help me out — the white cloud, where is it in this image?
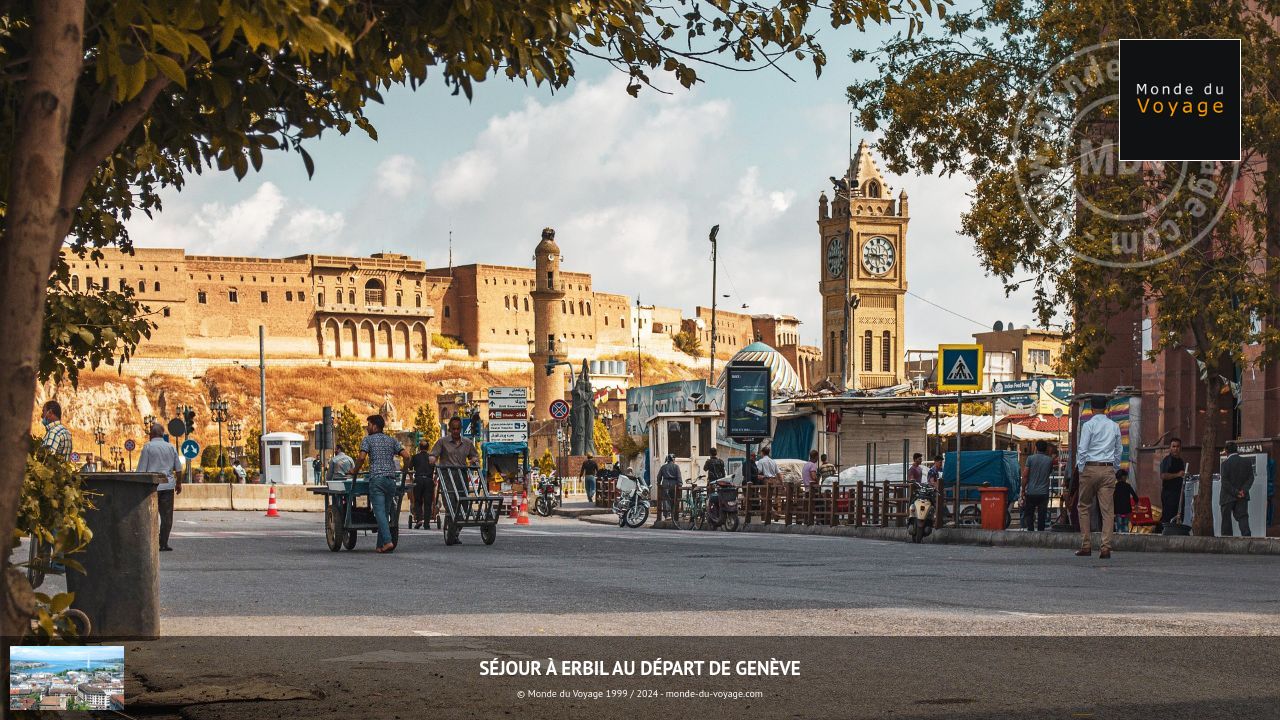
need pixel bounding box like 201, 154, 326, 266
375, 154, 419, 200
280, 206, 345, 248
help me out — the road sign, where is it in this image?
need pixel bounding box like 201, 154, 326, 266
556, 428, 566, 442
70, 452, 80, 463
488, 431, 528, 443
548, 399, 570, 420
168, 417, 186, 438
181, 439, 201, 460
488, 396, 528, 410
488, 419, 528, 433
489, 408, 528, 420
937, 344, 984, 391
488, 386, 528, 399
123, 439, 136, 452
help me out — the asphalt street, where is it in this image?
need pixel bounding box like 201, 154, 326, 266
156, 510, 1280, 636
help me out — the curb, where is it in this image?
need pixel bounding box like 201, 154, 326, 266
554, 506, 612, 519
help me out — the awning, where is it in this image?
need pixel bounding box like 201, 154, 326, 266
926, 416, 1058, 441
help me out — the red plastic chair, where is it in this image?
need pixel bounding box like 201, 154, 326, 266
1130, 496, 1156, 526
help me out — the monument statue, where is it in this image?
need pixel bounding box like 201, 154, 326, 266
379, 390, 398, 430
569, 359, 596, 456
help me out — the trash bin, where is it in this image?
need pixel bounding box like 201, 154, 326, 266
979, 486, 1008, 531
67, 472, 162, 640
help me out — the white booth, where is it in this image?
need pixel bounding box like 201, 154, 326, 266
262, 431, 306, 485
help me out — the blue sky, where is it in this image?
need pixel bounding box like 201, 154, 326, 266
126, 11, 1039, 351
10, 645, 124, 663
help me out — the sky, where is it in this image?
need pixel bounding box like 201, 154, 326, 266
10, 645, 124, 663
125, 11, 1040, 352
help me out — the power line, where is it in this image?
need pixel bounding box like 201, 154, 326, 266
905, 290, 990, 329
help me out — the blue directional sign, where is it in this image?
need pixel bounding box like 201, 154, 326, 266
181, 439, 201, 460
937, 344, 983, 391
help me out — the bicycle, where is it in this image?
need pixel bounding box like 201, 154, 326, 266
675, 475, 707, 531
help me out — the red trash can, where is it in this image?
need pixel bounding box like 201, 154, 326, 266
979, 487, 1008, 530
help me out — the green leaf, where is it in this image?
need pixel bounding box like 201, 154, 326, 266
150, 25, 190, 57
151, 54, 188, 89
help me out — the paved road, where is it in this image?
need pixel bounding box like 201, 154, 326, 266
158, 511, 1280, 636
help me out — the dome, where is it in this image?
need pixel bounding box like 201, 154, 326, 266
535, 227, 560, 254
714, 341, 802, 395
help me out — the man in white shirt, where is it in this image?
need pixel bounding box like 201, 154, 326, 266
1074, 395, 1123, 558
135, 422, 184, 551
756, 446, 780, 482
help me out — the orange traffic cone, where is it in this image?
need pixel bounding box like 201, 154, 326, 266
265, 484, 280, 517
508, 493, 518, 519
516, 492, 530, 525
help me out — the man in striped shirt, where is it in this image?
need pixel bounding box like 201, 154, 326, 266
40, 400, 73, 462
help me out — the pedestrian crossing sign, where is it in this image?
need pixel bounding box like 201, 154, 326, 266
937, 344, 983, 391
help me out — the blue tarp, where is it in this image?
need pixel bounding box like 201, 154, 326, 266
771, 417, 815, 461
482, 442, 528, 456
941, 450, 1020, 500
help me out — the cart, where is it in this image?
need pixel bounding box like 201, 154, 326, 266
481, 440, 530, 506
308, 472, 412, 551
438, 464, 506, 546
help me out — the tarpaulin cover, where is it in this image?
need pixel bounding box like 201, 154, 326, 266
941, 450, 1020, 500
482, 442, 528, 456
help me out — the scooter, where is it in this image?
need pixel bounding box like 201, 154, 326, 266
533, 474, 561, 517
613, 470, 651, 528
907, 482, 937, 543
704, 479, 740, 531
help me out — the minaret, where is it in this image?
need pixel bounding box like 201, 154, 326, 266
530, 227, 567, 418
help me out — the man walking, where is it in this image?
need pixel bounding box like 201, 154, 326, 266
410, 439, 435, 529
581, 454, 599, 503
1158, 438, 1186, 530
1074, 396, 1122, 558
657, 453, 682, 522
136, 422, 183, 551
704, 448, 726, 483
1219, 441, 1255, 537
39, 400, 73, 462
1021, 440, 1053, 531
351, 414, 410, 553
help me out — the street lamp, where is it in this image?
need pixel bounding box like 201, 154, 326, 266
143, 414, 156, 432
228, 420, 243, 464
93, 424, 106, 463
109, 445, 124, 471
210, 398, 230, 480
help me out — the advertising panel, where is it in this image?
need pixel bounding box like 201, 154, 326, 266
725, 363, 771, 440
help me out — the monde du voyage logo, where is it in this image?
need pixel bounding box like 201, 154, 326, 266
1119, 39, 1241, 162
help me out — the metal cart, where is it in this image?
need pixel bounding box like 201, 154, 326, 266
438, 464, 505, 546
308, 473, 412, 551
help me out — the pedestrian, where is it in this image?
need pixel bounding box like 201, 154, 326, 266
581, 454, 599, 503
430, 417, 480, 467
803, 450, 821, 488
1074, 395, 1122, 558
136, 422, 183, 551
743, 451, 760, 486
39, 400, 73, 462
232, 458, 247, 484
1158, 437, 1186, 530
351, 414, 410, 553
1113, 468, 1139, 533
756, 446, 780, 483
410, 439, 435, 529
927, 455, 944, 491
1021, 440, 1053, 531
704, 448, 726, 482
1219, 441, 1255, 537
328, 445, 355, 483
819, 453, 837, 482
907, 453, 924, 485
657, 453, 682, 522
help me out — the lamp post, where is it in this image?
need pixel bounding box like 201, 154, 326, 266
143, 415, 156, 432
110, 445, 124, 471
93, 424, 106, 464
210, 398, 230, 480
228, 420, 243, 465
708, 224, 719, 384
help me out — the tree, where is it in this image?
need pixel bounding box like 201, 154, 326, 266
0, 0, 947, 641
847, 0, 1280, 534
673, 330, 704, 358
335, 405, 363, 457
536, 449, 556, 476
412, 404, 441, 450
593, 418, 614, 459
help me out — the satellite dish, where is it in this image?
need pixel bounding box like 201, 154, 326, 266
993, 320, 1004, 331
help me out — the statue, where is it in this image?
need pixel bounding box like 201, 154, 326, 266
379, 390, 398, 430
569, 359, 596, 456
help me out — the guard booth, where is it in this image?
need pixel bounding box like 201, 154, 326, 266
645, 410, 724, 485
262, 431, 305, 484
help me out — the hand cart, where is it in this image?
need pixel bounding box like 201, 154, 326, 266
438, 464, 505, 546
308, 472, 412, 551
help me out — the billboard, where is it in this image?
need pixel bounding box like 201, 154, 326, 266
725, 363, 771, 440
993, 377, 1074, 416
625, 379, 721, 436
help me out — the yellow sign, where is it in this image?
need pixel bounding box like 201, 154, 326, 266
937, 344, 984, 391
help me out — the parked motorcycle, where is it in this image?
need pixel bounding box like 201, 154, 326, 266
534, 474, 562, 517
907, 482, 937, 543
613, 470, 650, 528
705, 479, 740, 531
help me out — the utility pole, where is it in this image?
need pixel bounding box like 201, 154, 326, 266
635, 296, 644, 388
709, 225, 720, 384
259, 325, 267, 481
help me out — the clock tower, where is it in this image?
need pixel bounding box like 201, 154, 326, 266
817, 140, 909, 390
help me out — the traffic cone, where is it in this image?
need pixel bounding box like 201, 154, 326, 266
508, 493, 518, 519
265, 484, 280, 517
516, 492, 530, 525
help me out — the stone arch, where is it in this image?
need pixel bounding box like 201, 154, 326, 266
379, 321, 394, 358
361, 320, 377, 358
395, 322, 411, 360
578, 300, 584, 315
324, 318, 342, 357
523, 297, 529, 311
504, 296, 511, 310
411, 322, 429, 360
586, 302, 592, 316
348, 289, 355, 305
364, 278, 385, 305
344, 320, 359, 357
865, 179, 881, 198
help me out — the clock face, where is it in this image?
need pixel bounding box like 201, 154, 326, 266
861, 236, 895, 275
825, 237, 846, 278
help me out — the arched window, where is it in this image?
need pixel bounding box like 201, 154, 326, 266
153, 281, 160, 292
318, 291, 325, 307
586, 302, 592, 316
138, 280, 146, 293
882, 331, 892, 372
863, 330, 873, 372
395, 291, 402, 307
71, 276, 79, 292
523, 297, 529, 312
578, 300, 584, 315
828, 332, 835, 372
561, 300, 567, 313
364, 278, 384, 305
415, 294, 421, 308
444, 305, 451, 318
348, 289, 356, 305
570, 301, 575, 315
504, 296, 511, 310
865, 180, 881, 198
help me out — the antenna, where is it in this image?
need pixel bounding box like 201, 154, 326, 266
848, 111, 853, 162
448, 229, 453, 274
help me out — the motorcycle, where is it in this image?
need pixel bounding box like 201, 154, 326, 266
613, 470, 651, 528
533, 474, 562, 517
704, 478, 740, 531
907, 482, 937, 543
